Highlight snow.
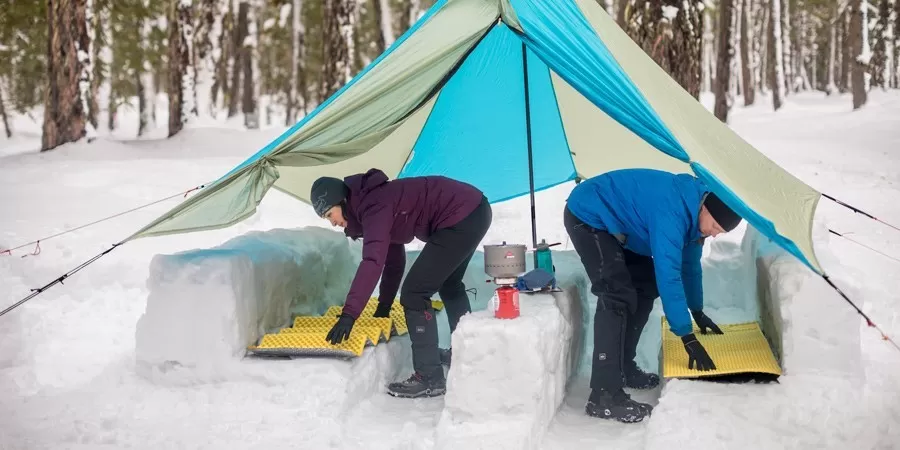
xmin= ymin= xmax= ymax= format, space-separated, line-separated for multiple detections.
xmin=2 ymin=89 xmax=900 ymax=449
xmin=135 ymin=227 xmax=360 ymax=372
xmin=662 ymin=5 xmax=680 ymax=22
xmin=435 ymin=287 xmax=582 ymax=450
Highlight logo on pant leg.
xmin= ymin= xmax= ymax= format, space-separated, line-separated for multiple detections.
xmin=598 ymin=353 xmax=607 ymax=361
xmin=415 ymin=326 xmax=425 ymax=333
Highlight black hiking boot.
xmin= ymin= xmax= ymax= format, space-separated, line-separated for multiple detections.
xmin=388 ymin=307 xmax=445 ymax=398
xmin=585 ymin=388 xmax=652 ymax=423
xmin=386 ymin=371 xmax=446 ymax=398
xmin=624 ymin=362 xmax=660 ymax=389
xmin=439 ymin=348 xmax=452 ymax=367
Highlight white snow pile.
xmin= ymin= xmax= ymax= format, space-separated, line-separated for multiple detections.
xmin=136 ymin=226 xmax=360 ymax=372
xmin=436 ymin=287 xmax=583 ymax=450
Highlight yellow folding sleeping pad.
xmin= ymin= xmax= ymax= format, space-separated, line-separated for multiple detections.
xmin=661 ymin=317 xmax=782 ymax=380
xmin=246 ymin=297 xmax=444 ymax=358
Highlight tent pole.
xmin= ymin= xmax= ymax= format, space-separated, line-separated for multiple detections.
xmin=522 ymin=42 xmax=538 ymax=259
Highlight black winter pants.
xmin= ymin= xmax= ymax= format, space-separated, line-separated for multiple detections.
xmin=400 ymin=196 xmax=492 ymax=376
xmin=563 ymin=206 xmax=659 ymax=392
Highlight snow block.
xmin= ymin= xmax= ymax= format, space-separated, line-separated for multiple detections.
xmin=135 ymin=227 xmax=359 ymax=371
xmin=434 ymin=286 xmax=582 ymax=450
xmin=743 ymin=226 xmax=863 ymax=381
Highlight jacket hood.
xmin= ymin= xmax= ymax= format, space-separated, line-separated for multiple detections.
xmin=342 ymin=168 xmax=390 ymax=239
xmin=344 ymin=168 xmax=390 ymax=199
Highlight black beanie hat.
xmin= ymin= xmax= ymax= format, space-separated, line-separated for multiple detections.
xmin=310 ymin=177 xmax=349 ymax=217
xmin=703 ymin=192 xmax=742 ymax=232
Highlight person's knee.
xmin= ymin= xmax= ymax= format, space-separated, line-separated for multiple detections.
xmin=438 ymin=280 xmax=465 ymax=302
xmin=400 ymin=281 xmax=431 ymax=310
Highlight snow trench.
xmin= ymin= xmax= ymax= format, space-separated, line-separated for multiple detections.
xmin=135 ymin=225 xmax=862 ymax=448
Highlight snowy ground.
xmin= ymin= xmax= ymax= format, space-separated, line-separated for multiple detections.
xmin=2 ymin=90 xmax=900 ymax=449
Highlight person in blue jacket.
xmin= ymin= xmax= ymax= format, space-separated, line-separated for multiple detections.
xmin=564 ymin=168 xmax=742 ymax=424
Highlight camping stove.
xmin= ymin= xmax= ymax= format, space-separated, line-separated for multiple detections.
xmin=484 ymin=242 xmax=526 ymax=319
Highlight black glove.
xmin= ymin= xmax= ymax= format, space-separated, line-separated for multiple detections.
xmin=326 ymin=313 xmax=356 ymax=345
xmin=691 ymin=310 xmax=724 ymax=335
xmin=373 ymin=301 xmax=393 ymax=318
xmin=682 ymin=333 xmax=717 ymax=371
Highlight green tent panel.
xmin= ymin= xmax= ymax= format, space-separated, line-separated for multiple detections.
xmin=127 ymin=0 xmax=825 ymax=276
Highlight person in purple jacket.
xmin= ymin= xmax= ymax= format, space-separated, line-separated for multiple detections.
xmin=310 ymin=168 xmax=492 ymax=398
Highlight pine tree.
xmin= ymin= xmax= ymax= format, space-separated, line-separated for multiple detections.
xmin=43 ymin=0 xmax=92 ymax=151
xmin=849 ymin=0 xmax=868 ymax=109
xmin=757 ymin=0 xmax=769 ymax=93
xmin=715 ymin=0 xmax=736 ymax=120
xmin=321 ymin=0 xmax=356 ymax=100
xmin=840 ymin=10 xmax=851 ymax=91
xmin=168 ymin=0 xmax=196 ymax=137
xmin=870 ymin=0 xmax=891 ymax=88
xmin=770 ymin=0 xmax=785 ymax=110
xmin=0 ymin=78 xmax=10 ymax=138
xmin=228 ymin=0 xmax=249 ymax=118
xmin=242 ymin=0 xmax=259 ymax=129
xmin=287 ymin=0 xmax=306 ymax=124
xmin=891 ymin=0 xmax=900 ymax=88
xmin=781 ymin=0 xmax=793 ymax=93
xmin=373 ymin=0 xmax=395 ymax=53
xmin=628 ymin=0 xmax=705 ymax=98
xmin=825 ymin=2 xmax=839 ymax=94
xmin=741 ymin=0 xmax=757 ymax=105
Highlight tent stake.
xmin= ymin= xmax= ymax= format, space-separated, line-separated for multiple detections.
xmin=522 ymin=42 xmax=537 ymax=261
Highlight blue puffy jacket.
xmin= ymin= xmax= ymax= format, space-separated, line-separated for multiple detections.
xmin=566 ymin=169 xmax=708 ymax=337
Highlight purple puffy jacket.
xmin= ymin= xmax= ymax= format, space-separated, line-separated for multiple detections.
xmin=340 ymin=169 xmax=484 ymax=318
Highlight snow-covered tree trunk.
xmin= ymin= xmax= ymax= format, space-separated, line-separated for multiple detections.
xmin=43 ymin=0 xmax=91 ymax=151
xmin=825 ymin=5 xmax=839 ymax=94
xmin=715 ymin=0 xmax=735 ymax=121
xmin=89 ymin=0 xmax=108 ymax=132
xmin=741 ymin=0 xmax=756 ymax=104
xmin=79 ymin=0 xmax=96 ymax=139
xmin=861 ymin=0 xmax=871 ymax=91
xmin=228 ymin=0 xmax=248 ymax=118
xmin=887 ymin=0 xmax=896 ymax=88
xmin=194 ymin=0 xmax=219 ymax=120
xmin=0 ymin=78 xmax=11 ymax=138
xmin=871 ymin=0 xmax=890 ymax=88
xmin=840 ymin=10 xmax=850 ymax=91
xmin=407 ymin=0 xmax=422 ymax=28
xmin=168 ymin=0 xmax=197 ymax=137
xmin=780 ymin=0 xmax=793 ymax=94
xmin=287 ymin=0 xmax=305 ymax=124
xmin=138 ymin=0 xmax=155 ymax=136
xmin=321 ymin=0 xmax=356 ymax=100
xmin=850 ymin=0 xmax=869 ymax=108
xmin=796 ymin=7 xmax=811 ymax=90
xmin=703 ymin=4 xmax=715 ymax=93
xmin=770 ymin=0 xmax=785 ymax=110
xmin=210 ymin=0 xmax=230 ymax=114
xmin=893 ymin=0 xmax=899 ymax=87
xmin=242 ymin=0 xmax=258 ymax=129
xmin=756 ymin=0 xmax=769 ymax=93
xmin=373 ymin=0 xmax=395 ymax=52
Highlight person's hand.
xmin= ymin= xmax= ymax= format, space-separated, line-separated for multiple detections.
xmin=691 ymin=310 xmax=724 ymax=335
xmin=682 ymin=333 xmax=717 ymax=371
xmin=373 ymin=301 xmax=393 ymax=318
xmin=326 ymin=313 xmax=356 ymax=345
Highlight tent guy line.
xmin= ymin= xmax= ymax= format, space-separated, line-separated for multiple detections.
xmin=822 ymin=193 xmax=900 ymax=233
xmin=0 ymin=183 xmax=209 ymax=257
